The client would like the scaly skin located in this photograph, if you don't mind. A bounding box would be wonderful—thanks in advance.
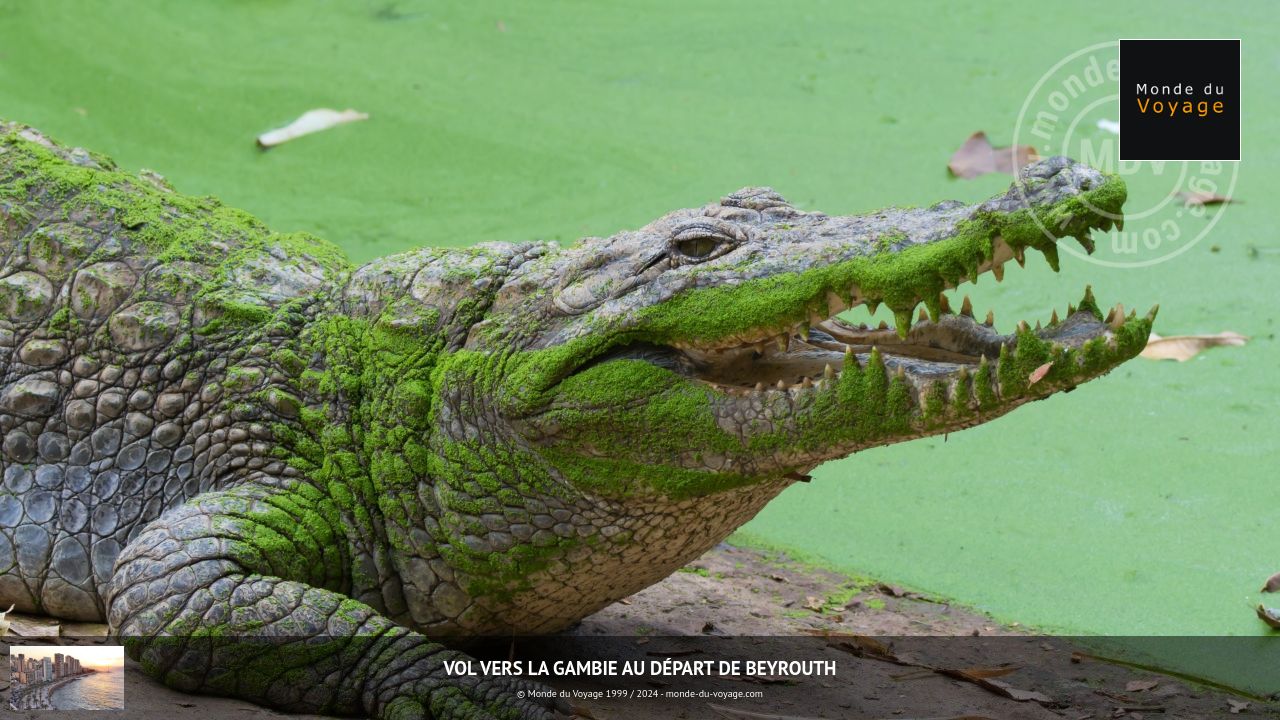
[0,122,1153,719]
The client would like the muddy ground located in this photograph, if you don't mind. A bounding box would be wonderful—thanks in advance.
[1,543,1275,719]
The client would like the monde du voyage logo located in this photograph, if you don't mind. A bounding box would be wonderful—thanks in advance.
[1013,40,1239,268]
[1120,39,1240,162]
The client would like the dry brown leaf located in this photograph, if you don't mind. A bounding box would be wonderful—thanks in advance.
[1028,362,1053,385]
[877,582,908,597]
[1229,698,1251,713]
[256,108,370,148]
[1139,332,1248,362]
[1126,680,1159,692]
[951,665,1020,680]
[5,612,60,637]
[1263,572,1280,593]
[813,631,899,661]
[1256,604,1280,630]
[1176,190,1236,206]
[804,595,825,611]
[982,679,1052,703]
[948,131,1039,179]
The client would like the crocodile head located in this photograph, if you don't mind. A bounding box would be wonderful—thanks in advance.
[470,157,1152,499]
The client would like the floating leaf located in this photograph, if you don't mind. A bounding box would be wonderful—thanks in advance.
[1256,604,1280,630]
[256,108,370,148]
[1262,572,1280,593]
[1176,190,1236,206]
[1028,362,1053,385]
[947,131,1038,179]
[1139,332,1248,362]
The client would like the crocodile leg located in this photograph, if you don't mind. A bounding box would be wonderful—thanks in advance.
[104,481,565,720]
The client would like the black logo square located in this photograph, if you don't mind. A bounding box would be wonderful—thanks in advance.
[1119,39,1240,161]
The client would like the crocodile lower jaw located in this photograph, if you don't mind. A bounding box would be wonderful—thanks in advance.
[604,234,1154,403]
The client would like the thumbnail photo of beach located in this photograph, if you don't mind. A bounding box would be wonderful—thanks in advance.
[9,645,124,711]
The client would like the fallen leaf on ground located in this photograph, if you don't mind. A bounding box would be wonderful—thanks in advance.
[1125,680,1159,692]
[1256,604,1280,630]
[1263,572,1280,593]
[1028,362,1053,385]
[877,582,908,597]
[1176,190,1236,206]
[804,596,825,611]
[1228,698,1250,713]
[947,131,1038,179]
[256,108,369,148]
[1139,332,1248,362]
[5,612,60,637]
[811,631,899,662]
[949,665,1020,680]
[982,679,1051,703]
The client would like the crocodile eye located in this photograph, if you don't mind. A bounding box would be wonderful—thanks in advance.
[669,221,744,265]
[675,236,719,259]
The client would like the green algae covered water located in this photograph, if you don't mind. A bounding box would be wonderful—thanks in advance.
[2,0,1277,692]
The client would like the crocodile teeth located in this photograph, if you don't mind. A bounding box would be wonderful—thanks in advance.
[1075,233,1096,254]
[801,376,813,389]
[1013,248,1026,267]
[1042,244,1060,272]
[824,363,835,380]
[1107,303,1126,329]
[825,291,846,315]
[754,382,765,392]
[938,293,952,315]
[776,379,787,390]
[878,320,889,331]
[984,310,995,327]
[894,308,914,338]
[776,335,789,352]
[1146,304,1159,321]
[992,264,1005,282]
[1116,216,1125,231]
[917,306,929,323]
[1050,309,1060,325]
[960,295,974,318]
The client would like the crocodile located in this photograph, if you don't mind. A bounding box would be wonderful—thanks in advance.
[0,121,1153,719]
